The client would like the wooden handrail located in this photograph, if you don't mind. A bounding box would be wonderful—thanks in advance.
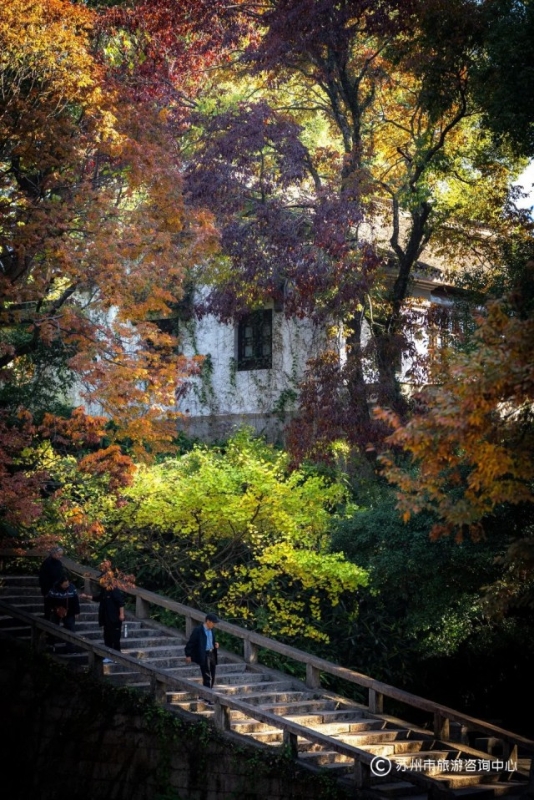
[3,550,534,755]
[1,596,512,796]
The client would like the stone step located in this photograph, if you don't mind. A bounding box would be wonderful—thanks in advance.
[335,740,431,757]
[166,678,202,708]
[0,577,39,588]
[2,596,97,611]
[231,719,285,735]
[434,774,495,790]
[103,636,177,649]
[165,680,304,704]
[164,679,287,704]
[0,587,43,596]
[333,729,415,746]
[155,651,243,678]
[285,708,370,726]
[299,750,354,767]
[1,593,46,602]
[223,689,315,706]
[306,717,398,746]
[202,673,268,687]
[139,664,242,688]
[119,645,190,659]
[0,599,44,612]
[102,668,145,684]
[132,654,235,669]
[286,716,385,734]
[159,661,247,676]
[2,601,98,617]
[78,623,152,636]
[163,662,249,678]
[256,698,336,715]
[216,677,297,692]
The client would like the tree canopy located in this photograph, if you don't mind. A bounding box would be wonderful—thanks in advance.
[1,0,533,727]
[49,430,368,645]
[180,0,524,461]
[0,0,217,533]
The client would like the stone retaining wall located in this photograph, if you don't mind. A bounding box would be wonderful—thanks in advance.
[1,637,350,800]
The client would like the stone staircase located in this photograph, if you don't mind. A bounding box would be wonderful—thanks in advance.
[1,573,532,800]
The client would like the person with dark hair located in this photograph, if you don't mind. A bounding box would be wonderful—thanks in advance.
[81,569,125,661]
[38,546,64,620]
[47,574,80,653]
[185,613,220,698]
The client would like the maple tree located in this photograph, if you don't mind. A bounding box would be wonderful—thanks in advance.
[182,0,522,462]
[377,238,534,613]
[0,0,216,536]
[378,296,534,536]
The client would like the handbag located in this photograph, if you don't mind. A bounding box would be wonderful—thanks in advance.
[55,605,68,619]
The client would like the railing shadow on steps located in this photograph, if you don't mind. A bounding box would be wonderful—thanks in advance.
[1,550,533,797]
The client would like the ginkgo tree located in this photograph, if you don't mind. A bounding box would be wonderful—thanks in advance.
[105,430,368,644]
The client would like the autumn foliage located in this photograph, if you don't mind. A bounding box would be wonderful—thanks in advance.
[378,275,534,541]
[0,0,218,536]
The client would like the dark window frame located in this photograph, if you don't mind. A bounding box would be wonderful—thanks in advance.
[237,309,273,371]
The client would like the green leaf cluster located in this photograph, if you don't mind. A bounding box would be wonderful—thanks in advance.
[112,430,368,644]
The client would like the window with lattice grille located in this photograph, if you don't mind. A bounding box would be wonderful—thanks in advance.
[237,310,272,370]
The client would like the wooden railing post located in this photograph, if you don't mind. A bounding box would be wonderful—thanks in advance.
[434,712,450,740]
[354,759,371,788]
[135,596,150,619]
[151,676,167,706]
[244,639,259,664]
[305,663,321,690]
[283,730,298,758]
[214,700,231,732]
[87,651,104,677]
[369,688,384,714]
[31,622,46,653]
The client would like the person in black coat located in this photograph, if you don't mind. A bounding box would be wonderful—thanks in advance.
[185,613,220,694]
[47,575,81,652]
[82,578,125,656]
[38,546,64,619]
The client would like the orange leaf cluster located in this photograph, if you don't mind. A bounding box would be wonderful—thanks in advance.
[0,412,44,528]
[97,559,135,592]
[1,1,220,493]
[377,296,534,540]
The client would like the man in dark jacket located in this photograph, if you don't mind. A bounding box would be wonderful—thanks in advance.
[47,575,80,652]
[38,546,64,619]
[82,583,125,658]
[185,613,220,695]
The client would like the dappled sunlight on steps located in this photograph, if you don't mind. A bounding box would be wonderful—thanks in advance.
[1,573,532,800]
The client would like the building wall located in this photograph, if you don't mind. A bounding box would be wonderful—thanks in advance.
[176,305,341,441]
[175,277,459,441]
